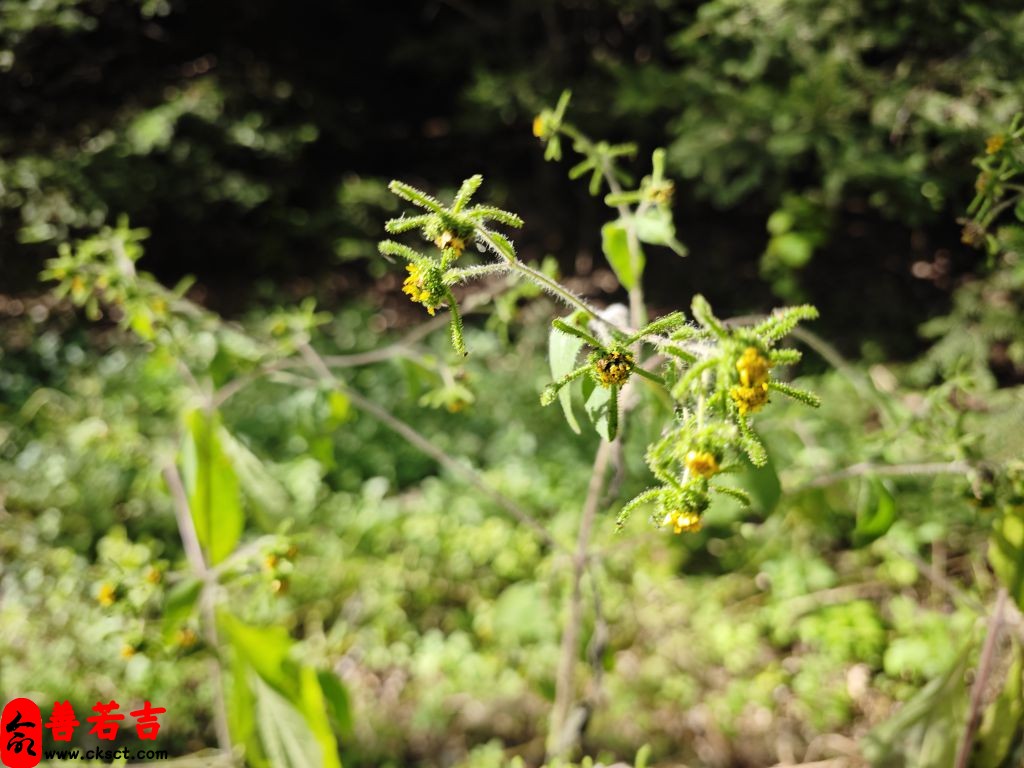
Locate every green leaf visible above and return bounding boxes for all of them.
[548,323,585,434]
[634,207,686,256]
[220,613,296,695]
[585,382,616,441]
[254,674,328,768]
[221,614,343,768]
[990,505,1024,611]
[601,220,644,290]
[161,578,202,643]
[317,671,353,739]
[854,479,897,546]
[180,408,244,565]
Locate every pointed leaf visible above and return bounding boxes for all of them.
[180,408,244,564]
[601,220,644,290]
[549,324,584,434]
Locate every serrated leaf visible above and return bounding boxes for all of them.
[548,323,584,434]
[601,220,644,290]
[180,408,244,565]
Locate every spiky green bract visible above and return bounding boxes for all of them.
[751,304,820,343]
[625,311,687,344]
[445,288,467,357]
[769,380,822,408]
[616,488,661,530]
[380,176,527,355]
[691,294,729,339]
[552,318,602,349]
[540,365,590,406]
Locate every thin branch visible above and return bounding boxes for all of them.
[792,460,973,491]
[162,462,234,757]
[548,439,613,759]
[296,342,567,554]
[954,588,1009,768]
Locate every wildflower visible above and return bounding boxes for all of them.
[120,644,136,659]
[731,346,772,415]
[402,263,442,316]
[97,583,117,607]
[176,628,198,648]
[663,508,702,534]
[145,567,162,585]
[594,350,634,387]
[434,230,466,257]
[685,450,719,478]
[986,134,1005,155]
[532,115,546,138]
[263,554,279,571]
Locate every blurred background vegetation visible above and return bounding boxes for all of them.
[2,1,1024,766]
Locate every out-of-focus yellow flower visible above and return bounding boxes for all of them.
[685,450,719,479]
[532,115,546,138]
[434,231,465,256]
[986,134,1005,155]
[97,583,118,607]
[663,509,702,534]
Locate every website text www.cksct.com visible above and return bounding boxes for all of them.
[42,747,169,761]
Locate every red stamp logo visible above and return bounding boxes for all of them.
[1,698,42,768]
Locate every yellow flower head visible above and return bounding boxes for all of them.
[402,263,439,316]
[594,350,634,387]
[120,644,137,659]
[736,346,771,387]
[97,583,117,607]
[434,231,466,256]
[177,628,198,648]
[685,450,720,479]
[731,381,770,415]
[986,134,1005,155]
[532,115,546,138]
[663,509,702,534]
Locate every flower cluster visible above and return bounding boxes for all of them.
[379,175,523,355]
[614,296,821,534]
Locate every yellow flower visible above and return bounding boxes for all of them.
[532,115,546,138]
[97,583,117,607]
[594,350,634,387]
[145,567,162,584]
[731,346,772,415]
[177,628,198,648]
[120,644,137,659]
[685,450,719,478]
[731,382,771,415]
[434,231,466,256]
[402,264,438,316]
[263,554,279,571]
[648,181,675,206]
[736,346,771,387]
[986,134,1005,155]
[663,509,702,534]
